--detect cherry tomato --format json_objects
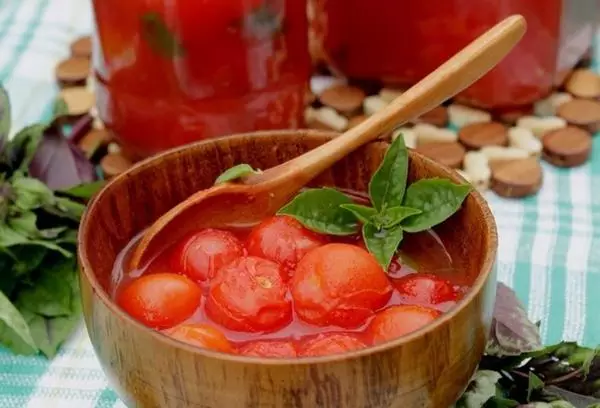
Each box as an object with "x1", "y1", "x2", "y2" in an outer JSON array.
[
  {"x1": 394, "y1": 273, "x2": 458, "y2": 305},
  {"x1": 291, "y1": 243, "x2": 393, "y2": 328},
  {"x1": 206, "y1": 256, "x2": 292, "y2": 332},
  {"x1": 246, "y1": 215, "x2": 327, "y2": 274},
  {"x1": 239, "y1": 340, "x2": 297, "y2": 358},
  {"x1": 166, "y1": 323, "x2": 233, "y2": 353},
  {"x1": 117, "y1": 273, "x2": 201, "y2": 329},
  {"x1": 171, "y1": 228, "x2": 244, "y2": 283},
  {"x1": 368, "y1": 305, "x2": 441, "y2": 344},
  {"x1": 298, "y1": 333, "x2": 367, "y2": 357}
]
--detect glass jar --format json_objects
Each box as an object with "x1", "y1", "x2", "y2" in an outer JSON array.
[
  {"x1": 310, "y1": 0, "x2": 597, "y2": 110},
  {"x1": 92, "y1": 0, "x2": 310, "y2": 159}
]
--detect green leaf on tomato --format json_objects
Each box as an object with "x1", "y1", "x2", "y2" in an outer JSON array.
[
  {"x1": 278, "y1": 188, "x2": 358, "y2": 236},
  {"x1": 214, "y1": 164, "x2": 261, "y2": 185},
  {"x1": 368, "y1": 132, "x2": 409, "y2": 212},
  {"x1": 401, "y1": 178, "x2": 471, "y2": 233},
  {"x1": 141, "y1": 12, "x2": 186, "y2": 58},
  {"x1": 372, "y1": 206, "x2": 421, "y2": 229},
  {"x1": 339, "y1": 203, "x2": 377, "y2": 224},
  {"x1": 362, "y1": 222, "x2": 404, "y2": 270}
]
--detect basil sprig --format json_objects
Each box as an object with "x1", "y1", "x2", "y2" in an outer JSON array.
[{"x1": 215, "y1": 134, "x2": 472, "y2": 270}]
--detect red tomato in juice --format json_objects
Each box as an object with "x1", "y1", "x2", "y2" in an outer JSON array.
[
  {"x1": 246, "y1": 215, "x2": 327, "y2": 273},
  {"x1": 239, "y1": 340, "x2": 297, "y2": 358},
  {"x1": 298, "y1": 333, "x2": 367, "y2": 357},
  {"x1": 394, "y1": 273, "x2": 458, "y2": 305},
  {"x1": 166, "y1": 323, "x2": 233, "y2": 353},
  {"x1": 117, "y1": 273, "x2": 201, "y2": 329},
  {"x1": 171, "y1": 228, "x2": 244, "y2": 283},
  {"x1": 206, "y1": 256, "x2": 292, "y2": 332},
  {"x1": 368, "y1": 305, "x2": 441, "y2": 344},
  {"x1": 291, "y1": 243, "x2": 393, "y2": 328}
]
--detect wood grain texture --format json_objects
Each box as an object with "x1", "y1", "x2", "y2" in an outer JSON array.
[{"x1": 78, "y1": 130, "x2": 498, "y2": 408}]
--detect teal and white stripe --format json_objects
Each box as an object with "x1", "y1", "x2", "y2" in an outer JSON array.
[{"x1": 0, "y1": 0, "x2": 599, "y2": 406}]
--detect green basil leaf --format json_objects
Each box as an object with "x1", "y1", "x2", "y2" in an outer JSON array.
[
  {"x1": 38, "y1": 226, "x2": 68, "y2": 240},
  {"x1": 339, "y1": 204, "x2": 377, "y2": 224},
  {"x1": 0, "y1": 290, "x2": 38, "y2": 355},
  {"x1": 59, "y1": 180, "x2": 106, "y2": 200},
  {"x1": 368, "y1": 133, "x2": 408, "y2": 212},
  {"x1": 362, "y1": 222, "x2": 404, "y2": 270},
  {"x1": 12, "y1": 177, "x2": 54, "y2": 211},
  {"x1": 401, "y1": 178, "x2": 471, "y2": 233},
  {"x1": 372, "y1": 206, "x2": 422, "y2": 229},
  {"x1": 9, "y1": 123, "x2": 45, "y2": 171},
  {"x1": 0, "y1": 84, "x2": 10, "y2": 142},
  {"x1": 526, "y1": 372, "x2": 544, "y2": 402},
  {"x1": 22, "y1": 241, "x2": 72, "y2": 258},
  {"x1": 14, "y1": 256, "x2": 76, "y2": 317},
  {"x1": 0, "y1": 223, "x2": 29, "y2": 247},
  {"x1": 43, "y1": 196, "x2": 86, "y2": 221},
  {"x1": 20, "y1": 308, "x2": 80, "y2": 358},
  {"x1": 8, "y1": 211, "x2": 38, "y2": 237},
  {"x1": 453, "y1": 370, "x2": 502, "y2": 408},
  {"x1": 141, "y1": 12, "x2": 185, "y2": 58},
  {"x1": 10, "y1": 246, "x2": 46, "y2": 278},
  {"x1": 215, "y1": 164, "x2": 260, "y2": 185},
  {"x1": 278, "y1": 188, "x2": 358, "y2": 236}
]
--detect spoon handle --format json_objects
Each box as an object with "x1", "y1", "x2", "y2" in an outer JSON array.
[{"x1": 262, "y1": 15, "x2": 526, "y2": 183}]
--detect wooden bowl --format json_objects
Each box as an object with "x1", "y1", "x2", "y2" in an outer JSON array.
[{"x1": 78, "y1": 130, "x2": 498, "y2": 408}]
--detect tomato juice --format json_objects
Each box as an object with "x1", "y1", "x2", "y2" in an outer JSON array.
[{"x1": 112, "y1": 191, "x2": 469, "y2": 358}]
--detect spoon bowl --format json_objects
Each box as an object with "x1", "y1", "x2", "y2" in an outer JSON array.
[{"x1": 130, "y1": 15, "x2": 526, "y2": 268}]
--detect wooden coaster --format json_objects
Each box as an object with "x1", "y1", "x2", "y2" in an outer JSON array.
[
  {"x1": 101, "y1": 153, "x2": 133, "y2": 179},
  {"x1": 458, "y1": 122, "x2": 508, "y2": 150},
  {"x1": 542, "y1": 126, "x2": 592, "y2": 168},
  {"x1": 319, "y1": 85, "x2": 366, "y2": 115},
  {"x1": 556, "y1": 98, "x2": 600, "y2": 133},
  {"x1": 490, "y1": 157, "x2": 542, "y2": 198},
  {"x1": 70, "y1": 36, "x2": 92, "y2": 59},
  {"x1": 59, "y1": 87, "x2": 95, "y2": 117},
  {"x1": 79, "y1": 129, "x2": 112, "y2": 158},
  {"x1": 414, "y1": 142, "x2": 466, "y2": 169},
  {"x1": 564, "y1": 69, "x2": 600, "y2": 99},
  {"x1": 55, "y1": 57, "x2": 90, "y2": 87},
  {"x1": 412, "y1": 106, "x2": 448, "y2": 127}
]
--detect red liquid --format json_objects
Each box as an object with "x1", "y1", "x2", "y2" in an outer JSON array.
[
  {"x1": 112, "y1": 220, "x2": 467, "y2": 357},
  {"x1": 310, "y1": 0, "x2": 596, "y2": 109},
  {"x1": 92, "y1": 0, "x2": 310, "y2": 159}
]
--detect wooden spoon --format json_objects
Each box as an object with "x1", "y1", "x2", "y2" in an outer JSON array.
[{"x1": 130, "y1": 15, "x2": 526, "y2": 269}]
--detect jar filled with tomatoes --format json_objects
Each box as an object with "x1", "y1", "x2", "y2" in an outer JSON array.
[
  {"x1": 309, "y1": 0, "x2": 597, "y2": 110},
  {"x1": 92, "y1": 0, "x2": 310, "y2": 159}
]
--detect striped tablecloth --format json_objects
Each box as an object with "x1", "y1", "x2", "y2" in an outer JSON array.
[{"x1": 0, "y1": 1, "x2": 599, "y2": 407}]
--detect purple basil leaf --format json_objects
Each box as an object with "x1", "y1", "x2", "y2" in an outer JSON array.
[
  {"x1": 486, "y1": 283, "x2": 542, "y2": 357},
  {"x1": 28, "y1": 129, "x2": 97, "y2": 190}
]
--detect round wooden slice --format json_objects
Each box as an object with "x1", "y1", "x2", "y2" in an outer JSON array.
[
  {"x1": 70, "y1": 36, "x2": 92, "y2": 59},
  {"x1": 564, "y1": 69, "x2": 600, "y2": 99},
  {"x1": 458, "y1": 122, "x2": 508, "y2": 150},
  {"x1": 59, "y1": 87, "x2": 95, "y2": 117},
  {"x1": 348, "y1": 115, "x2": 367, "y2": 129},
  {"x1": 412, "y1": 106, "x2": 448, "y2": 127},
  {"x1": 542, "y1": 126, "x2": 592, "y2": 168},
  {"x1": 491, "y1": 157, "x2": 542, "y2": 198},
  {"x1": 101, "y1": 153, "x2": 133, "y2": 179},
  {"x1": 556, "y1": 98, "x2": 600, "y2": 133},
  {"x1": 56, "y1": 57, "x2": 90, "y2": 87},
  {"x1": 318, "y1": 85, "x2": 366, "y2": 114},
  {"x1": 414, "y1": 142, "x2": 466, "y2": 169}
]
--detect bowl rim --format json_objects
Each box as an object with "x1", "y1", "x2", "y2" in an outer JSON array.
[{"x1": 78, "y1": 129, "x2": 498, "y2": 366}]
